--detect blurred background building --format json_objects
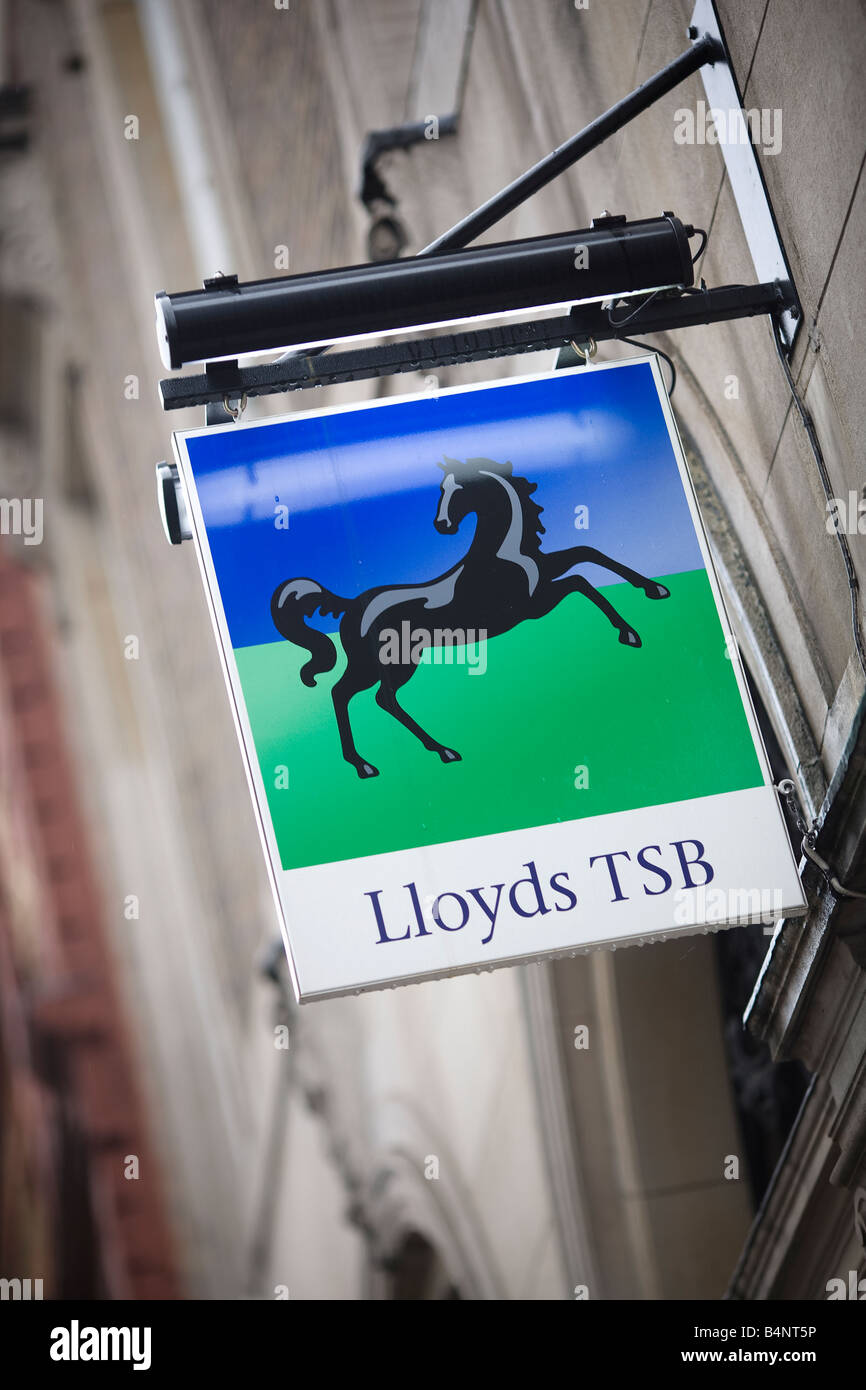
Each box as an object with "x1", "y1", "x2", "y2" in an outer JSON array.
[{"x1": 0, "y1": 0, "x2": 864, "y2": 1299}]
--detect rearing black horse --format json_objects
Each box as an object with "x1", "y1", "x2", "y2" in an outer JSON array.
[{"x1": 271, "y1": 457, "x2": 670, "y2": 778}]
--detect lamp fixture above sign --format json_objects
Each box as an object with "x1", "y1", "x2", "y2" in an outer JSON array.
[{"x1": 154, "y1": 214, "x2": 697, "y2": 370}]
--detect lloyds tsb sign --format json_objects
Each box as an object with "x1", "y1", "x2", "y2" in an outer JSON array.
[{"x1": 172, "y1": 357, "x2": 805, "y2": 1000}]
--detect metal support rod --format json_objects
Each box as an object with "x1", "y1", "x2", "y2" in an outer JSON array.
[{"x1": 421, "y1": 31, "x2": 723, "y2": 254}]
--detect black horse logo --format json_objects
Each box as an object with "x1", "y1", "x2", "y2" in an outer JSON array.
[{"x1": 271, "y1": 457, "x2": 670, "y2": 778}]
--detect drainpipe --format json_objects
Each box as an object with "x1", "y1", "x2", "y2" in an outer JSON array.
[{"x1": 136, "y1": 0, "x2": 235, "y2": 282}]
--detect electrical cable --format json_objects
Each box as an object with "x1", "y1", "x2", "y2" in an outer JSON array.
[
  {"x1": 770, "y1": 315, "x2": 866, "y2": 683},
  {"x1": 689, "y1": 226, "x2": 708, "y2": 264},
  {"x1": 614, "y1": 333, "x2": 676, "y2": 396},
  {"x1": 769, "y1": 316, "x2": 866, "y2": 902},
  {"x1": 606, "y1": 288, "x2": 661, "y2": 328}
]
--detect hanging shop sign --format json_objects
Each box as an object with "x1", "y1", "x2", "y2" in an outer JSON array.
[{"x1": 171, "y1": 357, "x2": 806, "y2": 1001}]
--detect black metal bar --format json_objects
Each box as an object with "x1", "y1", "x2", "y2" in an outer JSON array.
[
  {"x1": 155, "y1": 215, "x2": 693, "y2": 369},
  {"x1": 603, "y1": 279, "x2": 796, "y2": 334},
  {"x1": 420, "y1": 31, "x2": 723, "y2": 254},
  {"x1": 159, "y1": 281, "x2": 794, "y2": 411}
]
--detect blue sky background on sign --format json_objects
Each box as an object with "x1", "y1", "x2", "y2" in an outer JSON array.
[{"x1": 186, "y1": 363, "x2": 705, "y2": 651}]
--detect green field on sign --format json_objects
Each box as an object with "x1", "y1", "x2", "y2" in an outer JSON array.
[{"x1": 234, "y1": 568, "x2": 763, "y2": 871}]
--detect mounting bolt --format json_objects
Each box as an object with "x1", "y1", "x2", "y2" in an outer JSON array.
[{"x1": 687, "y1": 24, "x2": 699, "y2": 40}]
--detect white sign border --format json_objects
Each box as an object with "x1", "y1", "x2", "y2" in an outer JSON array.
[{"x1": 172, "y1": 356, "x2": 807, "y2": 1002}]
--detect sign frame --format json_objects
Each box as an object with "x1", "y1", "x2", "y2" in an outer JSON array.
[{"x1": 171, "y1": 356, "x2": 806, "y2": 1002}]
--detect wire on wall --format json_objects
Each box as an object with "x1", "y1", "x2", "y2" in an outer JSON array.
[{"x1": 770, "y1": 317, "x2": 866, "y2": 684}]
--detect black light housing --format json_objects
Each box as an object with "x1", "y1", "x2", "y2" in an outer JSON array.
[{"x1": 155, "y1": 213, "x2": 694, "y2": 370}]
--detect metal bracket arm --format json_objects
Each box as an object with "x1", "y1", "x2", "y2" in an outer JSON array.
[{"x1": 158, "y1": 280, "x2": 795, "y2": 412}]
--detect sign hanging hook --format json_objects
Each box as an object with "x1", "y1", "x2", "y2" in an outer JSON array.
[{"x1": 223, "y1": 392, "x2": 248, "y2": 422}]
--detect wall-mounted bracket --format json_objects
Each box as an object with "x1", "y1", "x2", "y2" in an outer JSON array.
[
  {"x1": 154, "y1": 11, "x2": 802, "y2": 457},
  {"x1": 158, "y1": 278, "x2": 796, "y2": 411},
  {"x1": 689, "y1": 0, "x2": 799, "y2": 348}
]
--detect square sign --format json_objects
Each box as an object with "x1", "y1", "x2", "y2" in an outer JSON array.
[{"x1": 172, "y1": 357, "x2": 806, "y2": 1001}]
